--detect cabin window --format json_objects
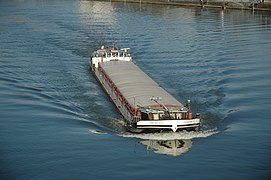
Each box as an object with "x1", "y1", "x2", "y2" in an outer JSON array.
[
  {"x1": 141, "y1": 112, "x2": 149, "y2": 120},
  {"x1": 153, "y1": 113, "x2": 159, "y2": 120},
  {"x1": 176, "y1": 113, "x2": 181, "y2": 119},
  {"x1": 158, "y1": 113, "x2": 163, "y2": 120}
]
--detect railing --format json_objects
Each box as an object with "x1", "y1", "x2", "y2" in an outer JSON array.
[{"x1": 98, "y1": 63, "x2": 139, "y2": 116}]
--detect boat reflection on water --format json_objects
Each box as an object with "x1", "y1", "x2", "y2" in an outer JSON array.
[
  {"x1": 122, "y1": 129, "x2": 218, "y2": 156},
  {"x1": 140, "y1": 139, "x2": 192, "y2": 156}
]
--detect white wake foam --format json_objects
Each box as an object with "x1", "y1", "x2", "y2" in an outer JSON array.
[
  {"x1": 89, "y1": 129, "x2": 108, "y2": 135},
  {"x1": 120, "y1": 129, "x2": 218, "y2": 140}
]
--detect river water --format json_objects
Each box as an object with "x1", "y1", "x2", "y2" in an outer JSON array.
[{"x1": 1, "y1": 0, "x2": 271, "y2": 179}]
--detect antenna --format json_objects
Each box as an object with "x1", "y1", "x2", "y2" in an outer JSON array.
[{"x1": 150, "y1": 96, "x2": 169, "y2": 113}]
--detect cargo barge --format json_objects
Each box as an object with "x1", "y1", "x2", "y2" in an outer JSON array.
[{"x1": 90, "y1": 46, "x2": 201, "y2": 132}]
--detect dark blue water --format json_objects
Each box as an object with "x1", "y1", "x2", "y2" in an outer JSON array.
[{"x1": 1, "y1": 0, "x2": 271, "y2": 179}]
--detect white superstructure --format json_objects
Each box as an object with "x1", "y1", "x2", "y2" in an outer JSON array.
[{"x1": 91, "y1": 46, "x2": 132, "y2": 68}]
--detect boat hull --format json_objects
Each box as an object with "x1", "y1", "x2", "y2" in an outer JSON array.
[{"x1": 91, "y1": 60, "x2": 201, "y2": 132}]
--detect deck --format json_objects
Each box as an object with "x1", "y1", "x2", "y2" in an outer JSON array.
[{"x1": 99, "y1": 61, "x2": 183, "y2": 109}]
